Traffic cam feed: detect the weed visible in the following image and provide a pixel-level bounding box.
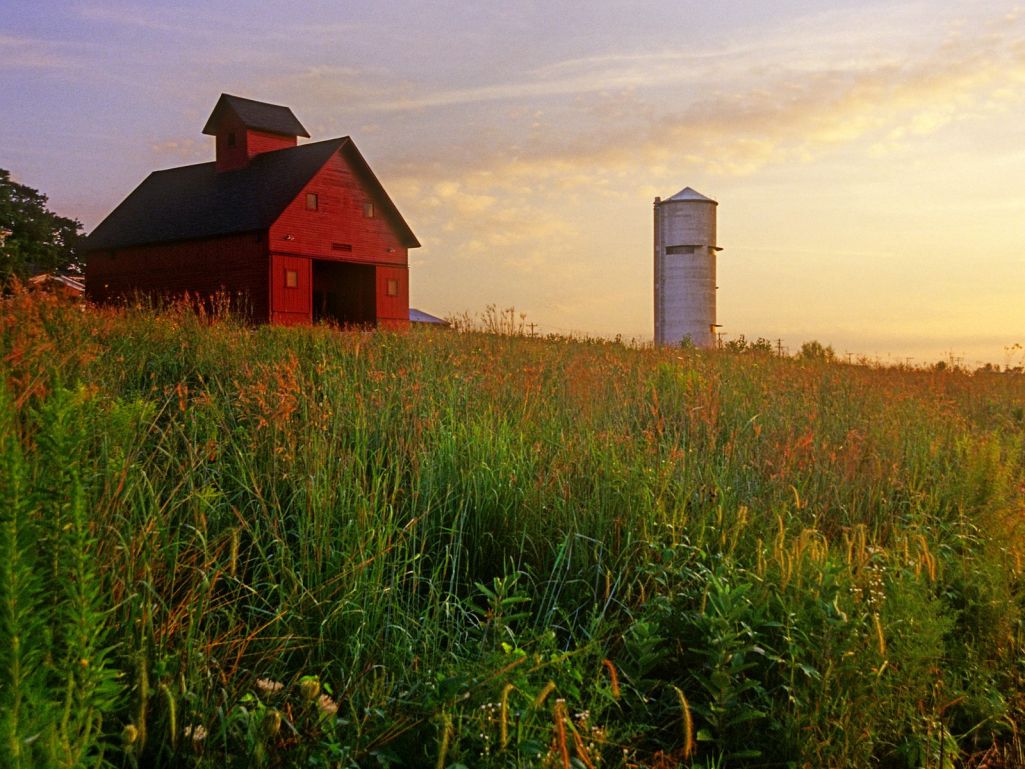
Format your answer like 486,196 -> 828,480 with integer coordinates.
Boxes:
2,294 -> 1025,766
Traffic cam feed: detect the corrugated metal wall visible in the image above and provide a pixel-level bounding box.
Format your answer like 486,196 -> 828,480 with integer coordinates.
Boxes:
654,193 -> 718,348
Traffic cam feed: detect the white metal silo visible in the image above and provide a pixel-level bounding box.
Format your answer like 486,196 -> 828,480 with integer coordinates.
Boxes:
653,187 -> 720,348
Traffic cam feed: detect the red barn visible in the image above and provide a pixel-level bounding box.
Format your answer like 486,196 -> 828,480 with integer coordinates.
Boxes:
85,94 -> 419,328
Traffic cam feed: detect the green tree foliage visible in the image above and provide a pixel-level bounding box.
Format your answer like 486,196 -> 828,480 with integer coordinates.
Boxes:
798,339 -> 835,361
723,335 -> 776,354
0,169 -> 83,283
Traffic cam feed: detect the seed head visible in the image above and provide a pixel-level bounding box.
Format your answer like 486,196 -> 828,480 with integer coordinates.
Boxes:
263,708 -> 282,737
299,676 -> 320,701
122,724 -> 139,746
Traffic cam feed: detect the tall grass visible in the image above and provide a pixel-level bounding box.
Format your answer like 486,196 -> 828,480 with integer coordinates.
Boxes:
2,288 -> 1025,767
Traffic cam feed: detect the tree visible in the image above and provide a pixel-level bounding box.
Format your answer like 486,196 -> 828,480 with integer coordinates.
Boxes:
0,169 -> 83,284
723,335 -> 776,355
797,340 -> 835,361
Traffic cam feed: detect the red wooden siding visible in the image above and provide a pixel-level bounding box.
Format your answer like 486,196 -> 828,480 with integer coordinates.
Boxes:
215,111 -> 297,172
85,233 -> 269,320
376,265 -> 409,328
246,129 -> 297,157
270,254 -> 311,325
269,150 -> 409,327
269,152 -> 408,267
215,111 -> 248,172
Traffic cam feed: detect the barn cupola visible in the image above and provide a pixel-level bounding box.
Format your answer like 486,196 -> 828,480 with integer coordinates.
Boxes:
203,93 -> 310,173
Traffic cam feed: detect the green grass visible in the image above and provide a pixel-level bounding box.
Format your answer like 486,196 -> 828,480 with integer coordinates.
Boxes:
2,288 -> 1025,768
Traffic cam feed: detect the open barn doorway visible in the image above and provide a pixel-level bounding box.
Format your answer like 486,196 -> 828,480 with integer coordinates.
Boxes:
312,261 -> 376,327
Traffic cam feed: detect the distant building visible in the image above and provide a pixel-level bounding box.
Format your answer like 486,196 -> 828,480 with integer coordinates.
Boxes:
85,94 -> 419,328
409,308 -> 451,327
28,273 -> 85,298
653,187 -> 721,348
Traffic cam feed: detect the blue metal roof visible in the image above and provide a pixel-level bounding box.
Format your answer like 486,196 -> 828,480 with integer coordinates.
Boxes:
409,308 -> 450,326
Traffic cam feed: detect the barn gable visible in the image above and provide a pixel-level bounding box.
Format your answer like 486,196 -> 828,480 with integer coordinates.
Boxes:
267,144 -> 416,326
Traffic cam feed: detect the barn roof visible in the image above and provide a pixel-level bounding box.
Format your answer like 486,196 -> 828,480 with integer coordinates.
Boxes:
202,93 -> 310,138
29,273 -> 85,294
409,308 -> 450,326
86,137 -> 420,251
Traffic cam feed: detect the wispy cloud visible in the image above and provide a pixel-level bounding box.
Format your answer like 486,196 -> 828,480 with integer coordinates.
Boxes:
382,2 -> 1025,184
76,3 -> 193,32
0,34 -> 84,69
374,3 -> 1025,344
149,137 -> 208,163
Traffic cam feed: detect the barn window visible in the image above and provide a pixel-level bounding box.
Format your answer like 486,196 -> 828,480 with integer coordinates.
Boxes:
363,202 -> 374,218
285,269 -> 299,288
227,131 -> 236,148
306,193 -> 319,211
386,278 -> 398,297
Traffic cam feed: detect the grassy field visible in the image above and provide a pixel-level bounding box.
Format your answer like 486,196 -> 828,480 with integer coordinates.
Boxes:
2,290 -> 1025,768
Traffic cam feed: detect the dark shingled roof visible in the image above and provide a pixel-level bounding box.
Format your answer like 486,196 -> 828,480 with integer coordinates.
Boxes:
202,93 -> 310,138
86,138 -> 420,251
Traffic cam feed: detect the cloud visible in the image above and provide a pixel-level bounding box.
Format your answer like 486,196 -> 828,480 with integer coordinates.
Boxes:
374,3 -> 1025,342
77,4 -> 179,31
353,4 -> 949,114
0,34 -> 82,69
343,2 -> 1025,188
149,137 -> 208,163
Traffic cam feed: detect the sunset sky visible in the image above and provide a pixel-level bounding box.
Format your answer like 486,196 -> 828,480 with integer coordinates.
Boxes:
4,1 -> 1024,365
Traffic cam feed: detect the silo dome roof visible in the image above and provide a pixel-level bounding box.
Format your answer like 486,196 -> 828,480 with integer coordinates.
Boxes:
667,187 -> 717,203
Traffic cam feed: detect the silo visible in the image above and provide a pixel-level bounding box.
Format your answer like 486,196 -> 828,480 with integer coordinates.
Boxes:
653,187 -> 720,348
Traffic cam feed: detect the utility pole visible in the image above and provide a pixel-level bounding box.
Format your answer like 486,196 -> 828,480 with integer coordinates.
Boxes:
527,322 -> 537,338
776,339 -> 783,357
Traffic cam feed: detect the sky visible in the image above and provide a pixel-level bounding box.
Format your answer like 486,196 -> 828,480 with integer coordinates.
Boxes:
3,1 -> 1024,366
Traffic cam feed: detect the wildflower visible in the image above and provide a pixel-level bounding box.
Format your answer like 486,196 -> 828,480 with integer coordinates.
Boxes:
256,677 -> 284,696
317,693 -> 339,717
